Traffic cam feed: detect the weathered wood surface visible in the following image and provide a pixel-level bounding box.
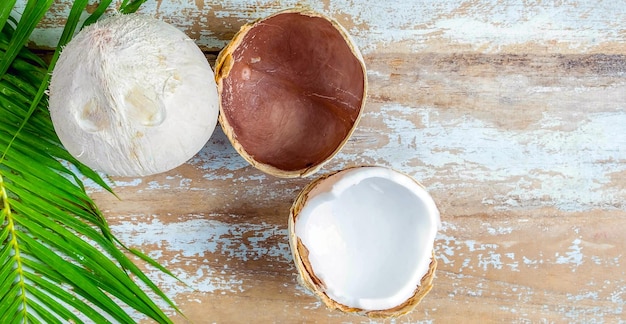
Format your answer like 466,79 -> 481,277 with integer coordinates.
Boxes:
22,1 -> 626,323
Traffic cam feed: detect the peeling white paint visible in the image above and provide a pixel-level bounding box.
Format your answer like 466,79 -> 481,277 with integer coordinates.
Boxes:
432,3 -> 625,53
187,129 -> 251,181
108,214 -> 292,295
555,238 -> 584,270
16,1 -> 626,54
436,222 -> 620,276
435,222 -> 626,322
111,215 -> 292,264
113,178 -> 143,187
567,291 -> 599,302
104,213 -> 300,319
352,103 -> 626,212
485,224 -> 513,236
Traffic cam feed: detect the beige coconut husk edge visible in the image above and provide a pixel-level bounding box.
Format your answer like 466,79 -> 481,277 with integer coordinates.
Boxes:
287,167 -> 438,318
214,8 -> 368,178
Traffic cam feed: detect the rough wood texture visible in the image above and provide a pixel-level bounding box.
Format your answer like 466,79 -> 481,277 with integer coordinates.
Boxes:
22,0 -> 626,323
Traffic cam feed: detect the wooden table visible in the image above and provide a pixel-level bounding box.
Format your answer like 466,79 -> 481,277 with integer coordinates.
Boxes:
32,1 -> 626,322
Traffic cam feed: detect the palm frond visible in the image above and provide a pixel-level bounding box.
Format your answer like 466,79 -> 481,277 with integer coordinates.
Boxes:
0,0 -> 17,33
1,1 -> 181,323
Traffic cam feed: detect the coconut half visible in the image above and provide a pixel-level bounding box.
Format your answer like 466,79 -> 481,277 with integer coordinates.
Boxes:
289,166 -> 441,318
215,9 -> 367,178
48,14 -> 219,177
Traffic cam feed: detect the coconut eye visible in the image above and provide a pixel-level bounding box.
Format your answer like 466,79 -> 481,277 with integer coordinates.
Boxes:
124,85 -> 166,127
75,98 -> 109,133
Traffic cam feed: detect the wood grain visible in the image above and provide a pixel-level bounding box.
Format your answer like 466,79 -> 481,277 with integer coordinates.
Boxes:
23,1 -> 626,55
16,0 -> 626,322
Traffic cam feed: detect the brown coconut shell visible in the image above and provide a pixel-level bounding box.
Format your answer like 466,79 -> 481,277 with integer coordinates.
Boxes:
215,8 -> 367,178
288,167 -> 438,318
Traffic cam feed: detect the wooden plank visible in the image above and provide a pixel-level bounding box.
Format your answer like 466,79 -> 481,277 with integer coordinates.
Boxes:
17,1 -> 626,54
13,0 -> 626,322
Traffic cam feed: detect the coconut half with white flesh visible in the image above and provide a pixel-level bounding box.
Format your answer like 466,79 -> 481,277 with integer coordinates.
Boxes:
289,166 -> 441,318
215,9 -> 367,178
48,14 -> 219,177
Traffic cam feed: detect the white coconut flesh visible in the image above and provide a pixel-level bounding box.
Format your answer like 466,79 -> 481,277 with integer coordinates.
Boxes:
294,167 -> 441,311
48,14 -> 219,177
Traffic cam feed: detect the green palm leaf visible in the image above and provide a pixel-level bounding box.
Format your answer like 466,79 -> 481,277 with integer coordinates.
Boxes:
1,1 -> 181,323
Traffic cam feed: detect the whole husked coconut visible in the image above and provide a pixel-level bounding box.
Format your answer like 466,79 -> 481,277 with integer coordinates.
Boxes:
215,9 -> 367,178
48,14 -> 219,177
289,166 -> 441,318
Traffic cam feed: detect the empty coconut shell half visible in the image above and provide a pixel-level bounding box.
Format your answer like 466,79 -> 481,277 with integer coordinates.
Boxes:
215,9 -> 367,178
288,166 -> 441,318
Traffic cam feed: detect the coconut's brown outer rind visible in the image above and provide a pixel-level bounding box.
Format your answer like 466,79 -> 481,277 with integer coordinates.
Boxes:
214,8 -> 367,178
288,166 -> 438,318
